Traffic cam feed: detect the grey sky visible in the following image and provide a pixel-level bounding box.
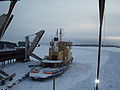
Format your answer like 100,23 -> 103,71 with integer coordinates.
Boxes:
0,0 -> 120,44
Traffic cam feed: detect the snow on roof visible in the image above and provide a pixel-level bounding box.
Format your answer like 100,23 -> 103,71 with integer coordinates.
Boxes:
0,48 -> 15,52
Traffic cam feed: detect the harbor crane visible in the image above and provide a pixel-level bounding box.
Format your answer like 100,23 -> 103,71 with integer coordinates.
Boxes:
25,30 -> 45,62
0,0 -> 19,85
0,0 -> 19,39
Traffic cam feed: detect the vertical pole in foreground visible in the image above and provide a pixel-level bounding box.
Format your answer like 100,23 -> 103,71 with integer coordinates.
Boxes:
95,0 -> 106,90
53,77 -> 56,90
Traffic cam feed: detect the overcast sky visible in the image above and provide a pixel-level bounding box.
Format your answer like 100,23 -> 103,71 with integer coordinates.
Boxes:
0,0 -> 120,45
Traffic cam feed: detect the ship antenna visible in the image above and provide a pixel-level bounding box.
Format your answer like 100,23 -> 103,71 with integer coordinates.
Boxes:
59,28 -> 63,41
56,29 -> 59,38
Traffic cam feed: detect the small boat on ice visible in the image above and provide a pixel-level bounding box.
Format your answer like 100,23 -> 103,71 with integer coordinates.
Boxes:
29,29 -> 73,80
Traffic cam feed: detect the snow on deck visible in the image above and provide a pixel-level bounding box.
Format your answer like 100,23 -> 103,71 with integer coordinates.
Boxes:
0,45 -> 120,90
41,59 -> 63,63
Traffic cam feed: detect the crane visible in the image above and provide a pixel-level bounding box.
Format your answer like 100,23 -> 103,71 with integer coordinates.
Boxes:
0,0 -> 19,85
25,30 -> 45,62
0,0 -> 19,39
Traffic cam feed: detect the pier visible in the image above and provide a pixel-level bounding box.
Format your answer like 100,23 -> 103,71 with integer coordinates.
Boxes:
0,48 -> 25,66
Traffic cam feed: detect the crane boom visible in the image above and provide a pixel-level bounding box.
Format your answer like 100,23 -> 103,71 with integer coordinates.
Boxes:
0,0 -> 19,39
29,30 -> 45,53
25,30 -> 45,62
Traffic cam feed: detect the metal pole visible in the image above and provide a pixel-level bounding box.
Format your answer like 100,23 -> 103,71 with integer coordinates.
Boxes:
53,77 -> 56,90
95,0 -> 106,90
25,36 -> 30,61
95,22 -> 102,90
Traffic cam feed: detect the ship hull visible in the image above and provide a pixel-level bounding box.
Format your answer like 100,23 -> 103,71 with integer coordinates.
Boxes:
29,65 -> 69,80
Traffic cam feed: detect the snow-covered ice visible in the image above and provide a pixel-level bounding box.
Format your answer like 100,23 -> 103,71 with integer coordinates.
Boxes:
0,45 -> 120,90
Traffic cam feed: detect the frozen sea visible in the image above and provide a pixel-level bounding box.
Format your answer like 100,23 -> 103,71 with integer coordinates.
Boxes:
0,45 -> 120,90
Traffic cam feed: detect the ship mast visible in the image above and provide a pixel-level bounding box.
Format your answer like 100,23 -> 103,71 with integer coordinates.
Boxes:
59,28 -> 63,41
56,29 -> 59,39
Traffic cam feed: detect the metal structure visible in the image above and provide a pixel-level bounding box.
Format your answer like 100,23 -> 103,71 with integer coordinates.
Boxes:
0,69 -> 15,85
0,48 -> 25,85
94,0 -> 106,90
25,30 -> 45,62
0,0 -> 19,86
0,0 -> 19,39
0,48 -> 25,63
1,72 -> 29,90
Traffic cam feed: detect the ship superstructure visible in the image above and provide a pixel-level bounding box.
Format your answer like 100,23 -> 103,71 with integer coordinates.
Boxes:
42,36 -> 73,67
